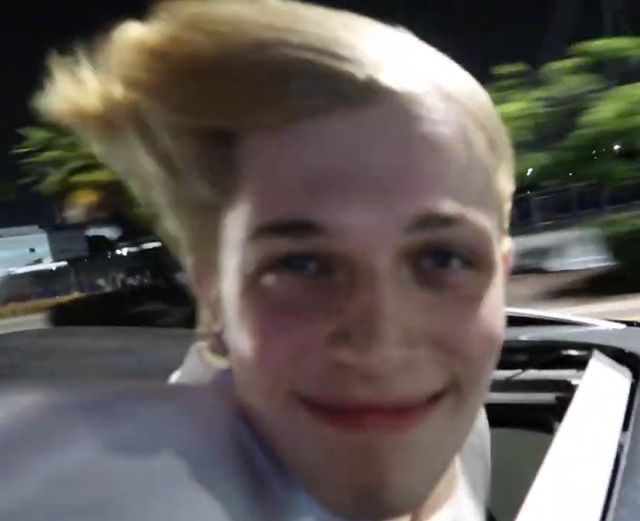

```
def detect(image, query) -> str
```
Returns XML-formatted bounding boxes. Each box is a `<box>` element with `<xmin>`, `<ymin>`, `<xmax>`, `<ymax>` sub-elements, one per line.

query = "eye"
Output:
<box><xmin>418</xmin><ymin>249</ymin><xmax>468</xmax><ymax>271</ymax></box>
<box><xmin>269</xmin><ymin>253</ymin><xmax>335</xmax><ymax>278</ymax></box>
<box><xmin>409</xmin><ymin>247</ymin><xmax>470</xmax><ymax>283</ymax></box>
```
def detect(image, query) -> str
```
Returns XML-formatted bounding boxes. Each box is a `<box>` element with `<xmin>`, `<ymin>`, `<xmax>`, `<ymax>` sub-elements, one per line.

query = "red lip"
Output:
<box><xmin>297</xmin><ymin>391</ymin><xmax>447</xmax><ymax>433</ymax></box>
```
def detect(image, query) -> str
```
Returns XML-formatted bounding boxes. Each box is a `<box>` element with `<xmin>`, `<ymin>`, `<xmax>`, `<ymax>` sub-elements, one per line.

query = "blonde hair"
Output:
<box><xmin>34</xmin><ymin>0</ymin><xmax>514</xmax><ymax>336</ymax></box>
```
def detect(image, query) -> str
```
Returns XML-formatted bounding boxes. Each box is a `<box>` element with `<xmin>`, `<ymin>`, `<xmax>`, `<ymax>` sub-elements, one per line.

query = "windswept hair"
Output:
<box><xmin>34</xmin><ymin>0</ymin><xmax>514</xmax><ymax>335</ymax></box>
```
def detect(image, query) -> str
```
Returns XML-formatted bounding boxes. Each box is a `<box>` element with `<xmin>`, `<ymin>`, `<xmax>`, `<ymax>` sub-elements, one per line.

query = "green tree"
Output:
<box><xmin>488</xmin><ymin>36</ymin><xmax>640</xmax><ymax>188</ymax></box>
<box><xmin>557</xmin><ymin>83</ymin><xmax>640</xmax><ymax>184</ymax></box>
<box><xmin>571</xmin><ymin>37</ymin><xmax>640</xmax><ymax>71</ymax></box>
<box><xmin>12</xmin><ymin>125</ymin><xmax>155</xmax><ymax>238</ymax></box>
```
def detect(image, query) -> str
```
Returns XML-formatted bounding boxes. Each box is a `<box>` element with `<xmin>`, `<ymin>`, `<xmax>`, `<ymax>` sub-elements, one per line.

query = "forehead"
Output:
<box><xmin>234</xmin><ymin>97</ymin><xmax>499</xmax><ymax>232</ymax></box>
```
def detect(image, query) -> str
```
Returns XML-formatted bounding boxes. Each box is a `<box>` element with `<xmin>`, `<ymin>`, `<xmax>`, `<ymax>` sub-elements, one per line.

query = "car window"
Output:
<box><xmin>488</xmin><ymin>347</ymin><xmax>635</xmax><ymax>521</ymax></box>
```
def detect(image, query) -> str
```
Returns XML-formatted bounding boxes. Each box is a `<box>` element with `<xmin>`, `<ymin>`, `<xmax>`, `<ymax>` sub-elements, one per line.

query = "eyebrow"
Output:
<box><xmin>250</xmin><ymin>219</ymin><xmax>325</xmax><ymax>241</ymax></box>
<box><xmin>405</xmin><ymin>211</ymin><xmax>485</xmax><ymax>234</ymax></box>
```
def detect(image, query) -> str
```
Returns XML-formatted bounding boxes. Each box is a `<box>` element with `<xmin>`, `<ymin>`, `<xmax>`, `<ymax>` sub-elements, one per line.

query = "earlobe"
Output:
<box><xmin>199</xmin><ymin>331</ymin><xmax>231</xmax><ymax>370</ymax></box>
<box><xmin>501</xmin><ymin>237</ymin><xmax>513</xmax><ymax>278</ymax></box>
<box><xmin>212</xmin><ymin>330</ymin><xmax>230</xmax><ymax>357</ymax></box>
<box><xmin>188</xmin><ymin>259</ymin><xmax>224</xmax><ymax>342</ymax></box>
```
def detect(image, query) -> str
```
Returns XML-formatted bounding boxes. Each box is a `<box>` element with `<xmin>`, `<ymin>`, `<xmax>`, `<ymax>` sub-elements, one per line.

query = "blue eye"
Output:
<box><xmin>274</xmin><ymin>254</ymin><xmax>333</xmax><ymax>277</ymax></box>
<box><xmin>428</xmin><ymin>250</ymin><xmax>465</xmax><ymax>270</ymax></box>
<box><xmin>414</xmin><ymin>248</ymin><xmax>468</xmax><ymax>274</ymax></box>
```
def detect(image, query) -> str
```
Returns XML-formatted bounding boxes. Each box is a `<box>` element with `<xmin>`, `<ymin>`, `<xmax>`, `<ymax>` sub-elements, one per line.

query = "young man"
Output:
<box><xmin>0</xmin><ymin>1</ymin><xmax>513</xmax><ymax>519</ymax></box>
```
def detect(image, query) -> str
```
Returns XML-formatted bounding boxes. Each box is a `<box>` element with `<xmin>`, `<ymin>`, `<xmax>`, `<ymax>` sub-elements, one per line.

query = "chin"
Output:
<box><xmin>251</xmin><ymin>393</ymin><xmax>469</xmax><ymax>519</ymax></box>
<box><xmin>301</xmin><ymin>458</ymin><xmax>444</xmax><ymax>521</ymax></box>
<box><xmin>316</xmin><ymin>482</ymin><xmax>429</xmax><ymax>521</ymax></box>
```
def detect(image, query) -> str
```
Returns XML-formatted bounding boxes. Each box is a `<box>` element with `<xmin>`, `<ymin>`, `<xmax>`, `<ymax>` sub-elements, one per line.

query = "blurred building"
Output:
<box><xmin>0</xmin><ymin>224</ymin><xmax>172</xmax><ymax>306</ymax></box>
<box><xmin>0</xmin><ymin>226</ymin><xmax>52</xmax><ymax>271</ymax></box>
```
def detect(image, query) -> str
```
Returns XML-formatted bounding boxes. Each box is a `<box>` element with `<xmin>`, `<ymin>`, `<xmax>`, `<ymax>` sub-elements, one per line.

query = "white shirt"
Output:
<box><xmin>171</xmin><ymin>342</ymin><xmax>491</xmax><ymax>521</ymax></box>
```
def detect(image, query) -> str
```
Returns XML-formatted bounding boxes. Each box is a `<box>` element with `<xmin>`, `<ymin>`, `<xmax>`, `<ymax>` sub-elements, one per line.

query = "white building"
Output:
<box><xmin>0</xmin><ymin>226</ymin><xmax>52</xmax><ymax>272</ymax></box>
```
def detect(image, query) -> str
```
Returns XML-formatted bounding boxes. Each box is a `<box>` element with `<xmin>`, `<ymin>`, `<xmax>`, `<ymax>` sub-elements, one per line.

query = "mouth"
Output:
<box><xmin>296</xmin><ymin>390</ymin><xmax>448</xmax><ymax>433</ymax></box>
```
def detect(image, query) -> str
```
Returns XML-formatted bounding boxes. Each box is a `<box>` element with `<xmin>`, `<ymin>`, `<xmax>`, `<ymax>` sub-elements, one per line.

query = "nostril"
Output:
<box><xmin>326</xmin><ymin>325</ymin><xmax>353</xmax><ymax>345</ymax></box>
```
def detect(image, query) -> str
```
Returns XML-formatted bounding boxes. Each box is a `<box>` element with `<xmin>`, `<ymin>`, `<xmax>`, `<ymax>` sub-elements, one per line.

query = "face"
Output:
<box><xmin>215</xmin><ymin>97</ymin><xmax>509</xmax><ymax>519</ymax></box>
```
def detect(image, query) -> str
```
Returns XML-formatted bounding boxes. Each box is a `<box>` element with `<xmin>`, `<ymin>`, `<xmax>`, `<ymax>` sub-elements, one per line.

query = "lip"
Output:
<box><xmin>296</xmin><ymin>390</ymin><xmax>448</xmax><ymax>433</ymax></box>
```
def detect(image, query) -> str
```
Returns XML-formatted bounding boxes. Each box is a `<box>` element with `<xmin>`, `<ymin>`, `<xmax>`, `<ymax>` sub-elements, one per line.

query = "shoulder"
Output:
<box><xmin>459</xmin><ymin>408</ymin><xmax>491</xmax><ymax>504</ymax></box>
<box><xmin>0</xmin><ymin>382</ymin><xmax>221</xmax><ymax>478</ymax></box>
<box><xmin>442</xmin><ymin>409</ymin><xmax>491</xmax><ymax>521</ymax></box>
<box><xmin>0</xmin><ymin>383</ymin><xmax>215</xmax><ymax>442</ymax></box>
<box><xmin>0</xmin><ymin>377</ymin><xmax>255</xmax><ymax>521</ymax></box>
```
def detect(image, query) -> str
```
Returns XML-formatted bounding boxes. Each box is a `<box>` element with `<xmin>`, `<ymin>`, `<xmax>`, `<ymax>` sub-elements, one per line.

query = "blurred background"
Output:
<box><xmin>1</xmin><ymin>0</ymin><xmax>639</xmax><ymax>374</ymax></box>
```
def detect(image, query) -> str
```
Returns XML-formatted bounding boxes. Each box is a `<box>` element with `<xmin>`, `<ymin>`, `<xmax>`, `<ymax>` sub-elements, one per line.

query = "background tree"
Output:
<box><xmin>12</xmin><ymin>125</ymin><xmax>155</xmax><ymax>240</ymax></box>
<box><xmin>487</xmin><ymin>36</ymin><xmax>640</xmax><ymax>189</ymax></box>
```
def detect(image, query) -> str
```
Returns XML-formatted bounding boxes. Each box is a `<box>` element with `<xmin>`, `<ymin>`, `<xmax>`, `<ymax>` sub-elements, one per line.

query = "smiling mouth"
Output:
<box><xmin>296</xmin><ymin>390</ymin><xmax>448</xmax><ymax>433</ymax></box>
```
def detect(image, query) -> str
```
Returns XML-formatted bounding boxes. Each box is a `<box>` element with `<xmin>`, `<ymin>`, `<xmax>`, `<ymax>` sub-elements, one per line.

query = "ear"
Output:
<box><xmin>188</xmin><ymin>259</ymin><xmax>222</xmax><ymax>341</ymax></box>
<box><xmin>500</xmin><ymin>236</ymin><xmax>513</xmax><ymax>279</ymax></box>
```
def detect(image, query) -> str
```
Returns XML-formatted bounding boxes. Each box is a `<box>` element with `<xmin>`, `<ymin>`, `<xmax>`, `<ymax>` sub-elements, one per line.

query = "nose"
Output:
<box><xmin>327</xmin><ymin>271</ymin><xmax>411</xmax><ymax>366</ymax></box>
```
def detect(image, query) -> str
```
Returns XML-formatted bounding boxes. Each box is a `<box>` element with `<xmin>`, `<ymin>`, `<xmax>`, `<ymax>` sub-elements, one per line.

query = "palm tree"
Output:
<box><xmin>12</xmin><ymin>125</ymin><xmax>154</xmax><ymax>239</ymax></box>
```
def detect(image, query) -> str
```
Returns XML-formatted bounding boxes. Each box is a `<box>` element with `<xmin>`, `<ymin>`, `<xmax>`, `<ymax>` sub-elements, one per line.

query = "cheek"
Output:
<box><xmin>231</xmin><ymin>287</ymin><xmax>332</xmax><ymax>394</ymax></box>
<box><xmin>426</xmin><ymin>278</ymin><xmax>505</xmax><ymax>389</ymax></box>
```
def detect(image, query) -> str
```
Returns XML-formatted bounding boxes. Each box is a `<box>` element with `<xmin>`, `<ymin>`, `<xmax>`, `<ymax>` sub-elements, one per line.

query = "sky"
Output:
<box><xmin>0</xmin><ymin>0</ymin><xmax>631</xmax><ymax>227</ymax></box>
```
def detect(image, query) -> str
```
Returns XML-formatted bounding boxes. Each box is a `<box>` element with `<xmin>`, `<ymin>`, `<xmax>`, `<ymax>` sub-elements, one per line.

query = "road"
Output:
<box><xmin>536</xmin><ymin>294</ymin><xmax>640</xmax><ymax>321</ymax></box>
<box><xmin>508</xmin><ymin>270</ymin><xmax>640</xmax><ymax>321</ymax></box>
<box><xmin>0</xmin><ymin>313</ymin><xmax>49</xmax><ymax>335</ymax></box>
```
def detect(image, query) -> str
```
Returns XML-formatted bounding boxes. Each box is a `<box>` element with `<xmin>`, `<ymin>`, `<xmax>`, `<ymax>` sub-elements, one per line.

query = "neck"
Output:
<box><xmin>391</xmin><ymin>459</ymin><xmax>459</xmax><ymax>521</ymax></box>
